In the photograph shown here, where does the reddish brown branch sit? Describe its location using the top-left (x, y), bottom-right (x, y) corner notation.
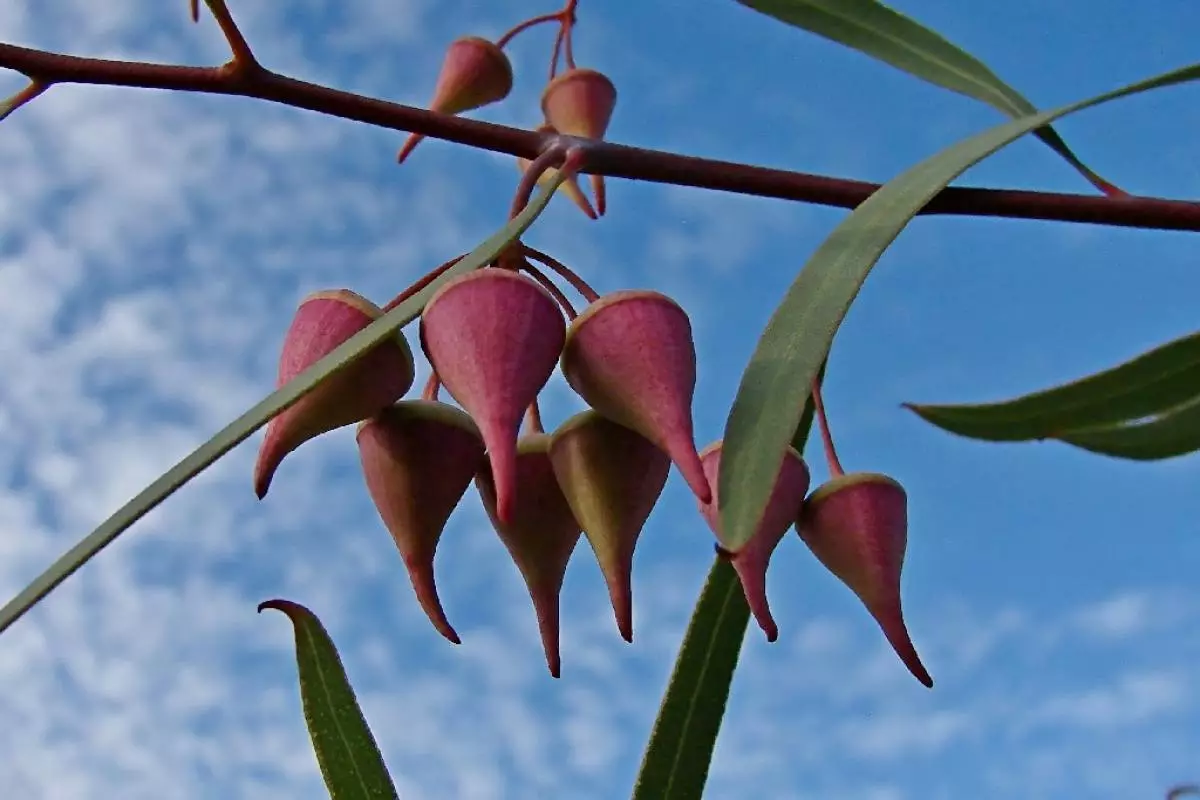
top-left (2, 41), bottom-right (1199, 232)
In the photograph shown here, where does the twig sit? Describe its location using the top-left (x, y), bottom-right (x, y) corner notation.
top-left (1, 42), bottom-right (1199, 232)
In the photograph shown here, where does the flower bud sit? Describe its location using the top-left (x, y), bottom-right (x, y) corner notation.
top-left (357, 401), bottom-right (486, 644)
top-left (540, 68), bottom-right (616, 215)
top-left (476, 434), bottom-right (582, 678)
top-left (254, 289), bottom-right (414, 499)
top-left (560, 290), bottom-right (710, 504)
top-left (420, 268), bottom-right (566, 524)
top-left (698, 441), bottom-right (810, 641)
top-left (548, 410), bottom-right (670, 642)
top-left (397, 36), bottom-right (514, 163)
top-left (797, 472), bottom-right (933, 687)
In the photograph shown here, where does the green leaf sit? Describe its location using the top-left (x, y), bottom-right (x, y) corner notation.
top-left (0, 175), bottom-right (565, 637)
top-left (632, 398), bottom-right (819, 800)
top-left (1057, 394), bottom-right (1200, 460)
top-left (717, 60), bottom-right (1200, 552)
top-left (737, 0), bottom-right (1120, 194)
top-left (905, 329), bottom-right (1200, 442)
top-left (260, 600), bottom-right (398, 800)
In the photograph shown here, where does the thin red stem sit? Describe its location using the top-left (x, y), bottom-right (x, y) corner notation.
top-left (381, 254), bottom-right (464, 313)
top-left (422, 371), bottom-right (441, 401)
top-left (202, 0), bottom-right (259, 71)
top-left (1, 80), bottom-right (48, 121)
top-left (810, 378), bottom-right (844, 477)
top-left (521, 245), bottom-right (600, 304)
top-left (510, 146), bottom-right (567, 218)
top-left (524, 400), bottom-right (545, 435)
top-left (520, 259), bottom-right (578, 318)
top-left (1, 43), bottom-right (1199, 232)
top-left (549, 25), bottom-right (566, 81)
top-left (497, 11), bottom-right (566, 49)
top-left (562, 10), bottom-right (577, 71)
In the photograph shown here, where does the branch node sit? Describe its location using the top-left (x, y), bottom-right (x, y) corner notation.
top-left (0, 79), bottom-right (49, 123)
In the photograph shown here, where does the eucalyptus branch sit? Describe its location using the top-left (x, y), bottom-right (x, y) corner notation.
top-left (2, 41), bottom-right (1199, 232)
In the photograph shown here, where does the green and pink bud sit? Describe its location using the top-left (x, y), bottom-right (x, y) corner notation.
top-left (540, 68), bottom-right (616, 215)
top-left (476, 434), bottom-right (582, 678)
top-left (357, 401), bottom-right (487, 645)
top-left (548, 410), bottom-right (670, 642)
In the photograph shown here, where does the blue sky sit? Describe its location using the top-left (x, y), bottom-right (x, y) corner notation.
top-left (0, 1), bottom-right (1198, 798)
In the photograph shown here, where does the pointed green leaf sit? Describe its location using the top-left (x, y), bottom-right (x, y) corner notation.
top-left (906, 329), bottom-right (1200, 442)
top-left (632, 397), bottom-right (819, 800)
top-left (0, 174), bottom-right (566, 637)
top-left (260, 600), bottom-right (398, 800)
top-left (1057, 394), bottom-right (1200, 460)
top-left (737, 0), bottom-right (1120, 194)
top-left (718, 61), bottom-right (1200, 552)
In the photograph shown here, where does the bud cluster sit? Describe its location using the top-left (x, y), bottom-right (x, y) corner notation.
top-left (252, 2), bottom-right (933, 687)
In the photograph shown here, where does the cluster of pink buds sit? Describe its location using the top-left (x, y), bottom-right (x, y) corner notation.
top-left (397, 1), bottom-right (617, 219)
top-left (253, 2), bottom-right (931, 687)
top-left (697, 383), bottom-right (934, 688)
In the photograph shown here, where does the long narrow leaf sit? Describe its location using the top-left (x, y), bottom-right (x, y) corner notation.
top-left (260, 600), bottom-right (399, 800)
top-left (718, 61), bottom-right (1200, 552)
top-left (1057, 394), bottom-right (1200, 460)
top-left (0, 175), bottom-right (565, 636)
top-left (737, 0), bottom-right (1119, 194)
top-left (906, 329), bottom-right (1200, 442)
top-left (632, 394), bottom-right (820, 799)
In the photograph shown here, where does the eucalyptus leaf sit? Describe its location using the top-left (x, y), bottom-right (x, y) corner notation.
top-left (718, 61), bottom-right (1200, 552)
top-left (260, 600), bottom-right (398, 800)
top-left (1057, 394), bottom-right (1200, 460)
top-left (737, 0), bottom-right (1119, 194)
top-left (0, 174), bottom-right (565, 636)
top-left (906, 329), bottom-right (1200, 442)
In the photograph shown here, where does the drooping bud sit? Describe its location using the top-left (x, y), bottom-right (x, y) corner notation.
top-left (540, 68), bottom-right (616, 216)
top-left (357, 401), bottom-right (486, 645)
top-left (420, 268), bottom-right (566, 524)
top-left (796, 472), bottom-right (933, 688)
top-left (476, 434), bottom-right (582, 678)
top-left (397, 36), bottom-right (514, 163)
top-left (548, 410), bottom-right (670, 642)
top-left (254, 289), bottom-right (415, 499)
top-left (516, 123), bottom-right (597, 220)
top-left (560, 290), bottom-right (711, 504)
top-left (698, 441), bottom-right (810, 642)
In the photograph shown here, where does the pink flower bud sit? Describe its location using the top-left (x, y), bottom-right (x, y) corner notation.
top-left (357, 401), bottom-right (486, 644)
top-left (698, 441), bottom-right (810, 642)
top-left (254, 289), bottom-right (414, 498)
top-left (420, 268), bottom-right (566, 524)
top-left (797, 472), bottom-right (933, 688)
top-left (540, 68), bottom-right (616, 215)
top-left (398, 36), bottom-right (514, 163)
top-left (560, 290), bottom-right (711, 504)
top-left (476, 434), bottom-right (582, 678)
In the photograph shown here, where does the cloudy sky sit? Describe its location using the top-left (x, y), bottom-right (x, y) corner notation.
top-left (1, 1), bottom-right (1198, 798)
